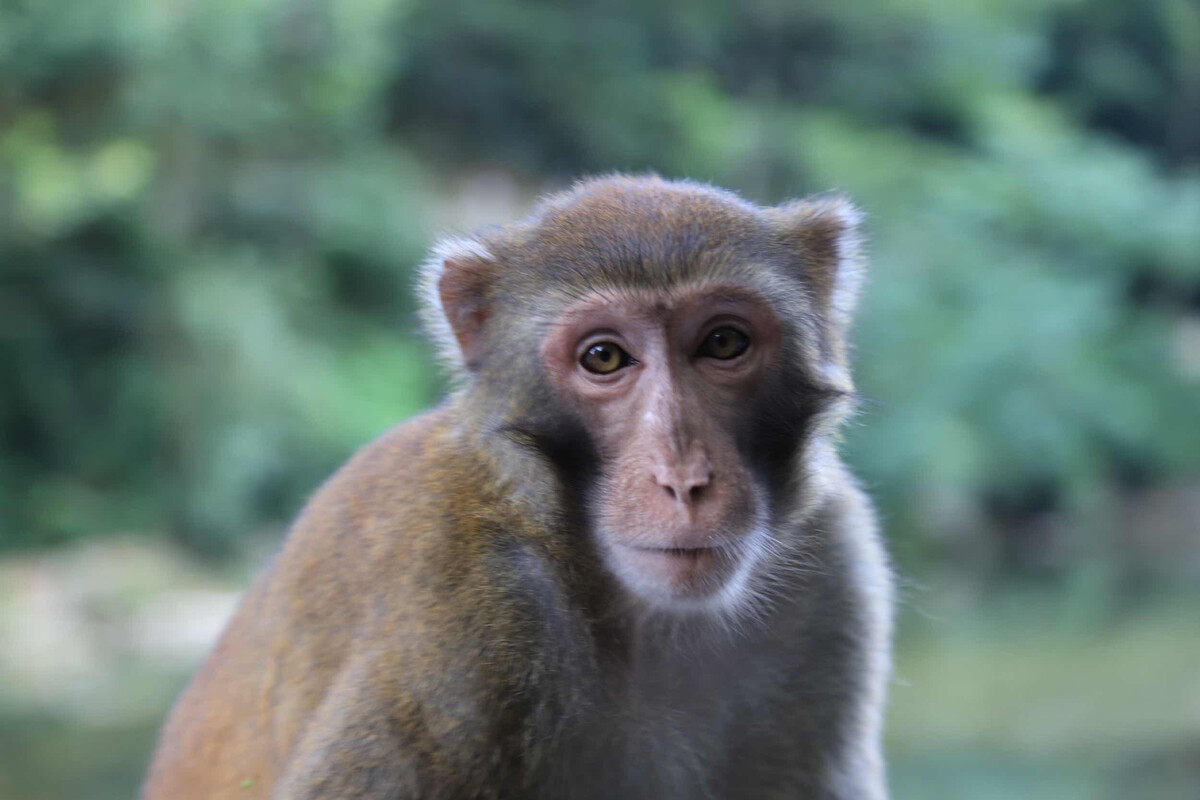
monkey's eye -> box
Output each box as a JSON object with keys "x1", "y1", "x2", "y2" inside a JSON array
[
  {"x1": 581, "y1": 342, "x2": 633, "y2": 374},
  {"x1": 697, "y1": 326, "x2": 750, "y2": 360}
]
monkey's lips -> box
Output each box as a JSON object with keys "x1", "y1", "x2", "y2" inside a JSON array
[{"x1": 615, "y1": 542, "x2": 743, "y2": 600}]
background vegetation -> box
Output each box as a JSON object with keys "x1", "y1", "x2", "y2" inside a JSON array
[{"x1": 1, "y1": 0, "x2": 1197, "y2": 798}]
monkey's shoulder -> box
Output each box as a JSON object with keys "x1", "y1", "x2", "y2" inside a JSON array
[
  {"x1": 241, "y1": 407, "x2": 580, "y2": 743},
  {"x1": 277, "y1": 407, "x2": 495, "y2": 559},
  {"x1": 268, "y1": 403, "x2": 580, "y2": 647}
]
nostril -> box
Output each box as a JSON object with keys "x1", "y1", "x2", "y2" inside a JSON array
[
  {"x1": 653, "y1": 467, "x2": 711, "y2": 506},
  {"x1": 685, "y1": 470, "x2": 713, "y2": 501}
]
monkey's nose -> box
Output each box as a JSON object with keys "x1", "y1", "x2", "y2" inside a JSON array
[{"x1": 653, "y1": 459, "x2": 713, "y2": 507}]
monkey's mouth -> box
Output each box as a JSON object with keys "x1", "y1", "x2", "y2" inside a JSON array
[
  {"x1": 614, "y1": 541, "x2": 743, "y2": 600},
  {"x1": 625, "y1": 543, "x2": 734, "y2": 569},
  {"x1": 630, "y1": 545, "x2": 723, "y2": 557}
]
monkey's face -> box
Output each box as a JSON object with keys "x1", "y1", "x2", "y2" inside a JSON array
[
  {"x1": 541, "y1": 283, "x2": 785, "y2": 609},
  {"x1": 423, "y1": 176, "x2": 863, "y2": 613}
]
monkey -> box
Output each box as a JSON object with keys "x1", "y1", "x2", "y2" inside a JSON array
[{"x1": 142, "y1": 174, "x2": 893, "y2": 800}]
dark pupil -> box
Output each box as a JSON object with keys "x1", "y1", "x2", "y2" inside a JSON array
[
  {"x1": 592, "y1": 346, "x2": 614, "y2": 363},
  {"x1": 704, "y1": 327, "x2": 747, "y2": 359}
]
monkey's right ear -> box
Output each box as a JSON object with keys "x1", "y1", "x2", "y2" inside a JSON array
[{"x1": 419, "y1": 237, "x2": 497, "y2": 374}]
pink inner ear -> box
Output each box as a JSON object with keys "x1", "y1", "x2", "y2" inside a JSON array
[{"x1": 438, "y1": 256, "x2": 492, "y2": 368}]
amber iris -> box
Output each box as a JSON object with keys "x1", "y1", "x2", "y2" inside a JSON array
[
  {"x1": 581, "y1": 342, "x2": 630, "y2": 374},
  {"x1": 698, "y1": 326, "x2": 750, "y2": 360}
]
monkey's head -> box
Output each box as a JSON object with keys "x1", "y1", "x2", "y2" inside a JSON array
[{"x1": 421, "y1": 175, "x2": 863, "y2": 613}]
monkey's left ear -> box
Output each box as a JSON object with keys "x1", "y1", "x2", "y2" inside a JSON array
[
  {"x1": 771, "y1": 195, "x2": 865, "y2": 388},
  {"x1": 771, "y1": 194, "x2": 865, "y2": 332},
  {"x1": 419, "y1": 237, "x2": 497, "y2": 376}
]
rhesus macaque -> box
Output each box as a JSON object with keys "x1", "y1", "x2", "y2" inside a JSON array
[{"x1": 143, "y1": 175, "x2": 893, "y2": 800}]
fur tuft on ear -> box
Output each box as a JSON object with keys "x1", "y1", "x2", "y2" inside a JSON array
[
  {"x1": 417, "y1": 236, "x2": 497, "y2": 378},
  {"x1": 771, "y1": 194, "x2": 866, "y2": 390},
  {"x1": 772, "y1": 194, "x2": 866, "y2": 330}
]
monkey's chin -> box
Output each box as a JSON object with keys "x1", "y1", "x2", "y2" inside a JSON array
[{"x1": 607, "y1": 530, "x2": 765, "y2": 612}]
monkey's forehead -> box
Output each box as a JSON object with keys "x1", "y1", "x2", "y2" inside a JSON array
[
  {"x1": 542, "y1": 281, "x2": 783, "y2": 319},
  {"x1": 532, "y1": 174, "x2": 762, "y2": 225},
  {"x1": 492, "y1": 266, "x2": 813, "y2": 345},
  {"x1": 484, "y1": 207, "x2": 793, "y2": 295},
  {"x1": 524, "y1": 181, "x2": 768, "y2": 253}
]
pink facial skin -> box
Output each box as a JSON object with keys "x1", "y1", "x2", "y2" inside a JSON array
[{"x1": 541, "y1": 284, "x2": 783, "y2": 605}]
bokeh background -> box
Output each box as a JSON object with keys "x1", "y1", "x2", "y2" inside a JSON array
[{"x1": 2, "y1": 0, "x2": 1199, "y2": 797}]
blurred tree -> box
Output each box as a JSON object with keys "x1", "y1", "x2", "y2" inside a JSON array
[
  {"x1": 1, "y1": 0, "x2": 436, "y2": 553},
  {"x1": 1040, "y1": 0, "x2": 1200, "y2": 168}
]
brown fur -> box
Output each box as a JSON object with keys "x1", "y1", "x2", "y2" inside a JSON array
[{"x1": 143, "y1": 175, "x2": 893, "y2": 800}]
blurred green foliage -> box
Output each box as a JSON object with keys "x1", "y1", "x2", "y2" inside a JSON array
[{"x1": 2, "y1": 0, "x2": 1198, "y2": 584}]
